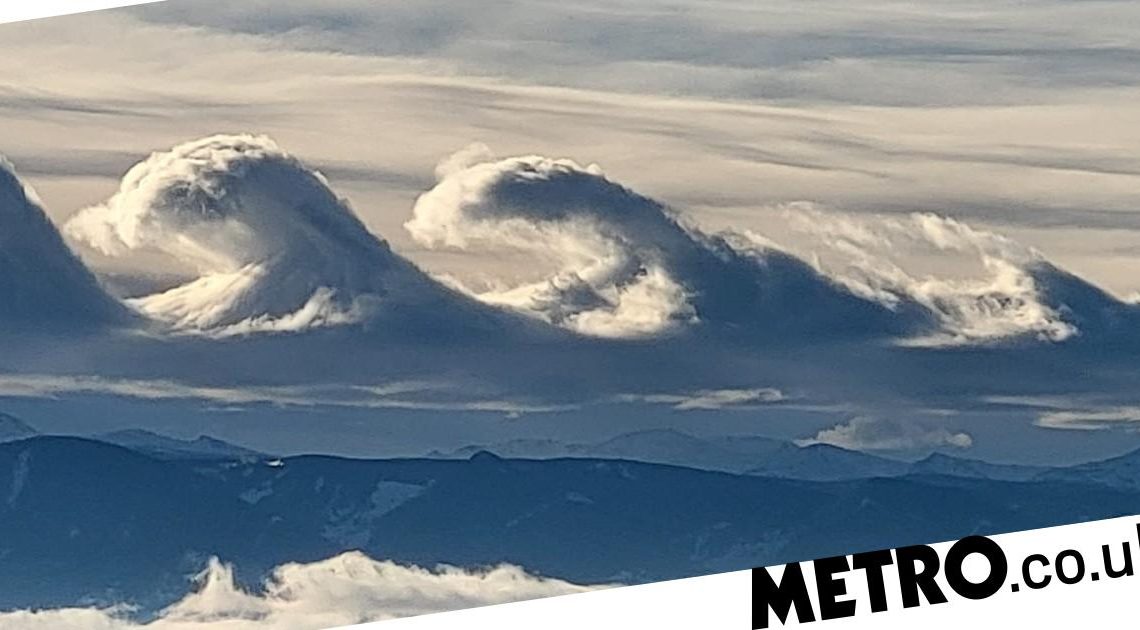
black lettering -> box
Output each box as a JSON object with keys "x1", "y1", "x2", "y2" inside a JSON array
[
  {"x1": 852, "y1": 549, "x2": 894, "y2": 613},
  {"x1": 943, "y1": 536, "x2": 1007, "y2": 600},
  {"x1": 1103, "y1": 542, "x2": 1133, "y2": 579},
  {"x1": 896, "y1": 545, "x2": 948, "y2": 608},
  {"x1": 753, "y1": 563, "x2": 816, "y2": 629},
  {"x1": 814, "y1": 555, "x2": 857, "y2": 620},
  {"x1": 1055, "y1": 550, "x2": 1085, "y2": 585},
  {"x1": 1022, "y1": 554, "x2": 1051, "y2": 589}
]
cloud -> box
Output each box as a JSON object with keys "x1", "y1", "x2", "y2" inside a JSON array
[
  {"x1": 782, "y1": 207, "x2": 1078, "y2": 346},
  {"x1": 0, "y1": 157, "x2": 130, "y2": 329},
  {"x1": 132, "y1": 0, "x2": 1140, "y2": 107},
  {"x1": 800, "y1": 416, "x2": 974, "y2": 452},
  {"x1": 408, "y1": 148, "x2": 916, "y2": 341},
  {"x1": 64, "y1": 135, "x2": 451, "y2": 336},
  {"x1": 0, "y1": 552, "x2": 603, "y2": 629},
  {"x1": 617, "y1": 388, "x2": 786, "y2": 411},
  {"x1": 0, "y1": 374, "x2": 572, "y2": 415},
  {"x1": 407, "y1": 147, "x2": 1118, "y2": 346},
  {"x1": 407, "y1": 150, "x2": 699, "y2": 337},
  {"x1": 1035, "y1": 407, "x2": 1140, "y2": 431}
]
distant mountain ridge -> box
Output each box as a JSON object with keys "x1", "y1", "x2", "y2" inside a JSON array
[
  {"x1": 0, "y1": 413, "x2": 264, "y2": 461},
  {"x1": 429, "y1": 429, "x2": 1047, "y2": 482},
  {"x1": 1036, "y1": 449, "x2": 1140, "y2": 491},
  {"x1": 5, "y1": 417, "x2": 1137, "y2": 484},
  {"x1": 3, "y1": 435, "x2": 1140, "y2": 615},
  {"x1": 0, "y1": 413, "x2": 37, "y2": 442},
  {"x1": 93, "y1": 429, "x2": 266, "y2": 461}
]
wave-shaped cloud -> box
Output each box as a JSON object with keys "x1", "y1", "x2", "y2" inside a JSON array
[
  {"x1": 0, "y1": 552, "x2": 602, "y2": 629},
  {"x1": 781, "y1": 207, "x2": 1080, "y2": 346},
  {"x1": 407, "y1": 146, "x2": 1102, "y2": 346},
  {"x1": 9, "y1": 133, "x2": 1129, "y2": 349},
  {"x1": 64, "y1": 135, "x2": 446, "y2": 336},
  {"x1": 0, "y1": 158, "x2": 130, "y2": 330},
  {"x1": 408, "y1": 147, "x2": 917, "y2": 340}
]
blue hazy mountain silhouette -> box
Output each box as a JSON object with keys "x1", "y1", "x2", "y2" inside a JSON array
[
  {"x1": 430, "y1": 429, "x2": 1039, "y2": 481},
  {"x1": 0, "y1": 413, "x2": 37, "y2": 442},
  {"x1": 4, "y1": 435, "x2": 1140, "y2": 613},
  {"x1": 92, "y1": 429, "x2": 266, "y2": 461}
]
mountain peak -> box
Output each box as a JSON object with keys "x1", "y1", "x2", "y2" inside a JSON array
[
  {"x1": 0, "y1": 413, "x2": 37, "y2": 442},
  {"x1": 93, "y1": 428, "x2": 264, "y2": 461},
  {"x1": 469, "y1": 450, "x2": 504, "y2": 463}
]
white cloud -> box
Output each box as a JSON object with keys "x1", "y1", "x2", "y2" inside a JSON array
[
  {"x1": 618, "y1": 388, "x2": 786, "y2": 411},
  {"x1": 0, "y1": 374, "x2": 572, "y2": 415},
  {"x1": 406, "y1": 147, "x2": 1097, "y2": 345},
  {"x1": 781, "y1": 207, "x2": 1077, "y2": 345},
  {"x1": 64, "y1": 135, "x2": 444, "y2": 336},
  {"x1": 407, "y1": 151, "x2": 700, "y2": 338},
  {"x1": 800, "y1": 416, "x2": 974, "y2": 452},
  {"x1": 1035, "y1": 407, "x2": 1140, "y2": 431},
  {"x1": 0, "y1": 552, "x2": 604, "y2": 630}
]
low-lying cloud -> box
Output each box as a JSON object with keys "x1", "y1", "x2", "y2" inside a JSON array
[
  {"x1": 0, "y1": 552, "x2": 603, "y2": 629},
  {"x1": 800, "y1": 416, "x2": 974, "y2": 452}
]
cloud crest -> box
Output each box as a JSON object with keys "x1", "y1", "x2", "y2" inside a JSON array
[
  {"x1": 784, "y1": 207, "x2": 1078, "y2": 346},
  {"x1": 408, "y1": 148, "x2": 914, "y2": 340},
  {"x1": 65, "y1": 135, "x2": 440, "y2": 336},
  {"x1": 0, "y1": 552, "x2": 602, "y2": 629},
  {"x1": 9, "y1": 132, "x2": 1130, "y2": 350}
]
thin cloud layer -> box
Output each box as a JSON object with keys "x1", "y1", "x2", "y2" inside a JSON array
[
  {"x1": 617, "y1": 388, "x2": 786, "y2": 411},
  {"x1": 0, "y1": 552, "x2": 602, "y2": 630}
]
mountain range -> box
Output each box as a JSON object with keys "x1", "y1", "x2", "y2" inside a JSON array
[
  {"x1": 0, "y1": 416, "x2": 266, "y2": 461},
  {"x1": 3, "y1": 434, "x2": 1140, "y2": 615},
  {"x1": 428, "y1": 429, "x2": 1055, "y2": 482}
]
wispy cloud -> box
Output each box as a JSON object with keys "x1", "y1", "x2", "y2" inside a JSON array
[
  {"x1": 1036, "y1": 408, "x2": 1140, "y2": 431},
  {"x1": 617, "y1": 388, "x2": 786, "y2": 411},
  {"x1": 0, "y1": 374, "x2": 571, "y2": 415}
]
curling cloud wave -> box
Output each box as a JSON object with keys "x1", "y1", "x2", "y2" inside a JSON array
[
  {"x1": 63, "y1": 136, "x2": 449, "y2": 336},
  {"x1": 0, "y1": 552, "x2": 602, "y2": 630},
  {"x1": 407, "y1": 146, "x2": 1095, "y2": 345},
  {"x1": 408, "y1": 147, "x2": 916, "y2": 340},
  {"x1": 2, "y1": 134, "x2": 1134, "y2": 347}
]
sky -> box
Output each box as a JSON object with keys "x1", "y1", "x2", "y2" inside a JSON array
[{"x1": 3, "y1": 0, "x2": 1140, "y2": 464}]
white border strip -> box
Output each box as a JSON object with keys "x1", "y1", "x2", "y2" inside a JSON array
[
  {"x1": 0, "y1": 0, "x2": 165, "y2": 24},
  {"x1": 349, "y1": 514, "x2": 1140, "y2": 629}
]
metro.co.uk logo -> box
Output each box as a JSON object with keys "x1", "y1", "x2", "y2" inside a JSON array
[{"x1": 753, "y1": 523, "x2": 1140, "y2": 628}]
